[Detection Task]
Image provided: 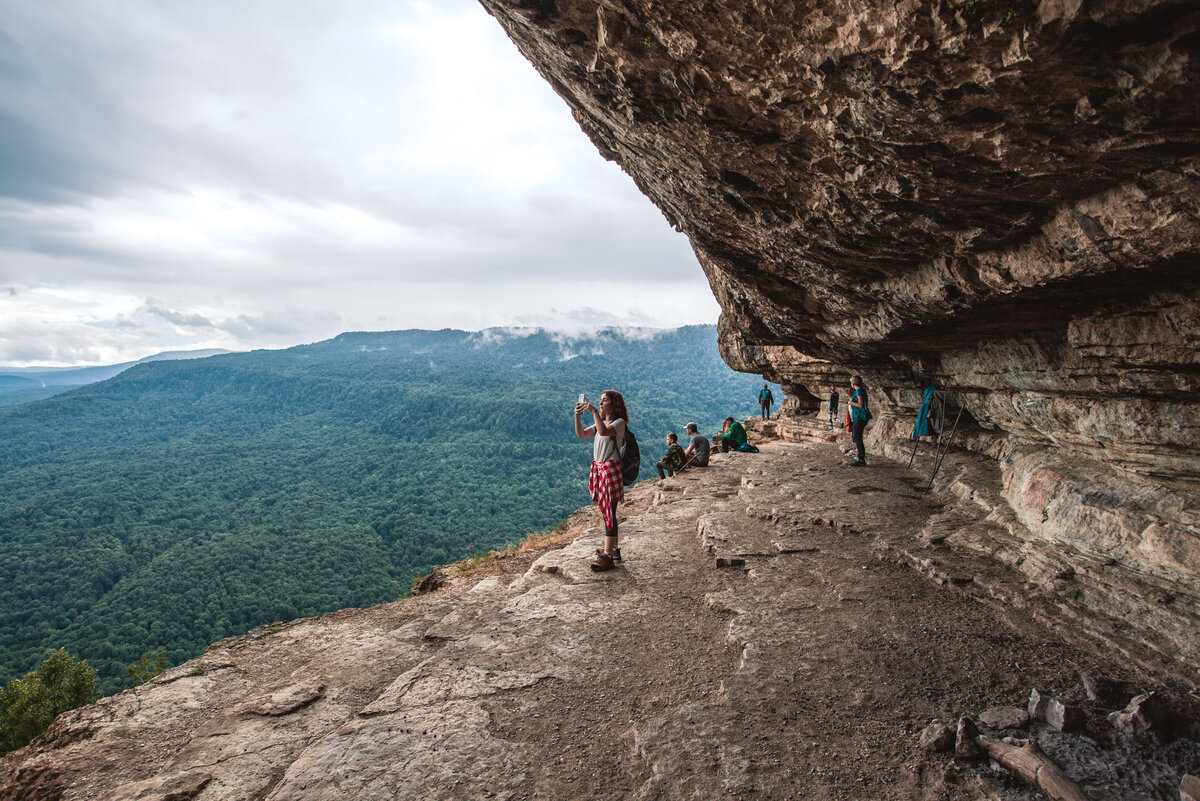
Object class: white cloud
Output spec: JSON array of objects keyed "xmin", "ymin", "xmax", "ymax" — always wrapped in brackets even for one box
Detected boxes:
[{"xmin": 0, "ymin": 0, "xmax": 713, "ymax": 367}]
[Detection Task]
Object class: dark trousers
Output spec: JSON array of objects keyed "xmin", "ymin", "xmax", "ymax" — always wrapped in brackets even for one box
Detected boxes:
[
  {"xmin": 760, "ymin": 401, "xmax": 770, "ymax": 418},
  {"xmin": 852, "ymin": 419, "xmax": 867, "ymax": 462},
  {"xmin": 656, "ymin": 460, "xmax": 675, "ymax": 479}
]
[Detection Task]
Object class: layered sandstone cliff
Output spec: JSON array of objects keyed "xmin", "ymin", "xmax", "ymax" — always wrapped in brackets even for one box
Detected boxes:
[{"xmin": 477, "ymin": 0, "xmax": 1200, "ymax": 671}]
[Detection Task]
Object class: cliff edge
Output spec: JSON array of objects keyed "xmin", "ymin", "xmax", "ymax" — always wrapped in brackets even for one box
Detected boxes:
[{"xmin": 4, "ymin": 427, "xmax": 1196, "ymax": 800}]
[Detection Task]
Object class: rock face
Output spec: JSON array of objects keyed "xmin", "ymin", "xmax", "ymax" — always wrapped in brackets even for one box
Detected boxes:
[{"xmin": 476, "ymin": 0, "xmax": 1200, "ymax": 672}]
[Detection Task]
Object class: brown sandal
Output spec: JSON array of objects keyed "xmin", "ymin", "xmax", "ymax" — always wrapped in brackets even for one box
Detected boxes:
[{"xmin": 594, "ymin": 547, "xmax": 622, "ymax": 562}]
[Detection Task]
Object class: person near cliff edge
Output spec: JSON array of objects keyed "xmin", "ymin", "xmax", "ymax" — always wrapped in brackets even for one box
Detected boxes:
[
  {"xmin": 849, "ymin": 375, "xmax": 872, "ymax": 466},
  {"xmin": 758, "ymin": 383, "xmax": 774, "ymax": 418},
  {"xmin": 655, "ymin": 432, "xmax": 687, "ymax": 484},
  {"xmin": 682, "ymin": 422, "xmax": 710, "ymax": 468},
  {"xmin": 575, "ymin": 390, "xmax": 628, "ymax": 571},
  {"xmin": 719, "ymin": 416, "xmax": 748, "ymax": 452}
]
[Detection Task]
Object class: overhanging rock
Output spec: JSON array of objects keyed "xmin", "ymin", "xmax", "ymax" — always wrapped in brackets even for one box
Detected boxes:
[{"xmin": 477, "ymin": 0, "xmax": 1200, "ymax": 670}]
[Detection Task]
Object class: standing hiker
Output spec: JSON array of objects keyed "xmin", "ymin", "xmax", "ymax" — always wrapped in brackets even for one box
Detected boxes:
[
  {"xmin": 575, "ymin": 390, "xmax": 628, "ymax": 571},
  {"xmin": 828, "ymin": 385, "xmax": 840, "ymax": 430},
  {"xmin": 759, "ymin": 383, "xmax": 774, "ymax": 418},
  {"xmin": 849, "ymin": 376, "xmax": 871, "ymax": 467}
]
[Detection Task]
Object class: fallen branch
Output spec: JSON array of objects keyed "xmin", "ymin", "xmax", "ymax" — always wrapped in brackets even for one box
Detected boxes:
[{"xmin": 976, "ymin": 736, "xmax": 1091, "ymax": 801}]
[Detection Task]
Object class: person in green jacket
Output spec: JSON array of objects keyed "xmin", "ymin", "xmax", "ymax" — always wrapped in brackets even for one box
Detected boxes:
[{"xmin": 719, "ymin": 416, "xmax": 748, "ymax": 452}]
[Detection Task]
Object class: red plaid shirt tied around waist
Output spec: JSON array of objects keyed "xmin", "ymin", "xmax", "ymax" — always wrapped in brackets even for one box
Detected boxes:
[{"xmin": 588, "ymin": 459, "xmax": 624, "ymax": 530}]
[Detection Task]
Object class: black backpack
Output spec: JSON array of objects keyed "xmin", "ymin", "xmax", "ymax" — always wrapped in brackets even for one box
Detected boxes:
[{"xmin": 620, "ymin": 427, "xmax": 640, "ymax": 486}]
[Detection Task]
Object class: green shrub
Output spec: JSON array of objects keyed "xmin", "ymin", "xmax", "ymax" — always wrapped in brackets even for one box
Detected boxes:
[
  {"xmin": 126, "ymin": 650, "xmax": 170, "ymax": 685},
  {"xmin": 0, "ymin": 649, "xmax": 97, "ymax": 755}
]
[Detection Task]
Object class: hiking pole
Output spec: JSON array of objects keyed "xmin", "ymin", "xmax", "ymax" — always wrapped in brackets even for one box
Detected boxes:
[
  {"xmin": 907, "ymin": 437, "xmax": 920, "ymax": 468},
  {"xmin": 925, "ymin": 406, "xmax": 964, "ymax": 493}
]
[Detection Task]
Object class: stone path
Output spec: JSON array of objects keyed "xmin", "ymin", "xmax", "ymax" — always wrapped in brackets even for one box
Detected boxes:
[{"xmin": 3, "ymin": 430, "xmax": 1195, "ymax": 801}]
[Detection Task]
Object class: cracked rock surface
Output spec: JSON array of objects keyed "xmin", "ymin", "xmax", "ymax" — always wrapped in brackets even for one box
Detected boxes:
[{"xmin": 4, "ymin": 428, "xmax": 1195, "ymax": 800}]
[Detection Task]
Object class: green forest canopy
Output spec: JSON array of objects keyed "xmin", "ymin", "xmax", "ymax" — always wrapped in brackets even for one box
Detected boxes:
[{"xmin": 0, "ymin": 326, "xmax": 779, "ymax": 694}]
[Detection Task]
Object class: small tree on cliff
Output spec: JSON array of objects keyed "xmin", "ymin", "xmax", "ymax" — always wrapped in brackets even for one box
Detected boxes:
[
  {"xmin": 127, "ymin": 650, "xmax": 170, "ymax": 685},
  {"xmin": 0, "ymin": 649, "xmax": 97, "ymax": 755}
]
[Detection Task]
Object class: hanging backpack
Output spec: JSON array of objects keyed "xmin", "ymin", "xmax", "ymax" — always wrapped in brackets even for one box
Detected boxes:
[{"xmin": 620, "ymin": 427, "xmax": 640, "ymax": 486}]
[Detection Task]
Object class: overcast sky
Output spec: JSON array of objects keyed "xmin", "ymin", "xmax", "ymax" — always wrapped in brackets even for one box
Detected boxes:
[{"xmin": 0, "ymin": 0, "xmax": 716, "ymax": 366}]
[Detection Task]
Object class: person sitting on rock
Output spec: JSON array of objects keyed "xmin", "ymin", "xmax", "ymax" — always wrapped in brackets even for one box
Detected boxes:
[
  {"xmin": 719, "ymin": 416, "xmax": 748, "ymax": 452},
  {"xmin": 683, "ymin": 422, "xmax": 709, "ymax": 467},
  {"xmin": 656, "ymin": 432, "xmax": 687, "ymax": 483}
]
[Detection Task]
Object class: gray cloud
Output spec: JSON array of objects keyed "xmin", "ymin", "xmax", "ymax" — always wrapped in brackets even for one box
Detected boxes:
[
  {"xmin": 0, "ymin": 0, "xmax": 713, "ymax": 366},
  {"xmin": 141, "ymin": 303, "xmax": 218, "ymax": 330}
]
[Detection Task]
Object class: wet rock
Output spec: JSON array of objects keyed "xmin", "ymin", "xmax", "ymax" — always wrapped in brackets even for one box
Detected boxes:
[
  {"xmin": 979, "ymin": 706, "xmax": 1030, "ymax": 730},
  {"xmin": 919, "ymin": 722, "xmax": 955, "ymax": 753}
]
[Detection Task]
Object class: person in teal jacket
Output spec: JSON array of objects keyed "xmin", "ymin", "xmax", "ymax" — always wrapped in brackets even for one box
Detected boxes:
[
  {"xmin": 849, "ymin": 376, "xmax": 871, "ymax": 466},
  {"xmin": 758, "ymin": 384, "xmax": 774, "ymax": 418},
  {"xmin": 719, "ymin": 417, "xmax": 747, "ymax": 452}
]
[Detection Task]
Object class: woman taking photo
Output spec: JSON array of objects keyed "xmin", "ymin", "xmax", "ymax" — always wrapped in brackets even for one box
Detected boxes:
[
  {"xmin": 849, "ymin": 375, "xmax": 870, "ymax": 466},
  {"xmin": 574, "ymin": 390, "xmax": 629, "ymax": 571}
]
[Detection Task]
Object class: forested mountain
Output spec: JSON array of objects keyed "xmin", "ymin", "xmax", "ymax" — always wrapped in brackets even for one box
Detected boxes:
[
  {"xmin": 0, "ymin": 349, "xmax": 229, "ymax": 407},
  {"xmin": 0, "ymin": 326, "xmax": 776, "ymax": 694}
]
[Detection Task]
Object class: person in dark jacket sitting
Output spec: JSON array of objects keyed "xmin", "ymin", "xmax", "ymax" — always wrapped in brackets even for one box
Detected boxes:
[{"xmin": 656, "ymin": 432, "xmax": 687, "ymax": 482}]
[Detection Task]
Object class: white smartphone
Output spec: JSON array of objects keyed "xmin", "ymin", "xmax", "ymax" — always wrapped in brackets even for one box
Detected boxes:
[{"xmin": 578, "ymin": 393, "xmax": 587, "ymax": 405}]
